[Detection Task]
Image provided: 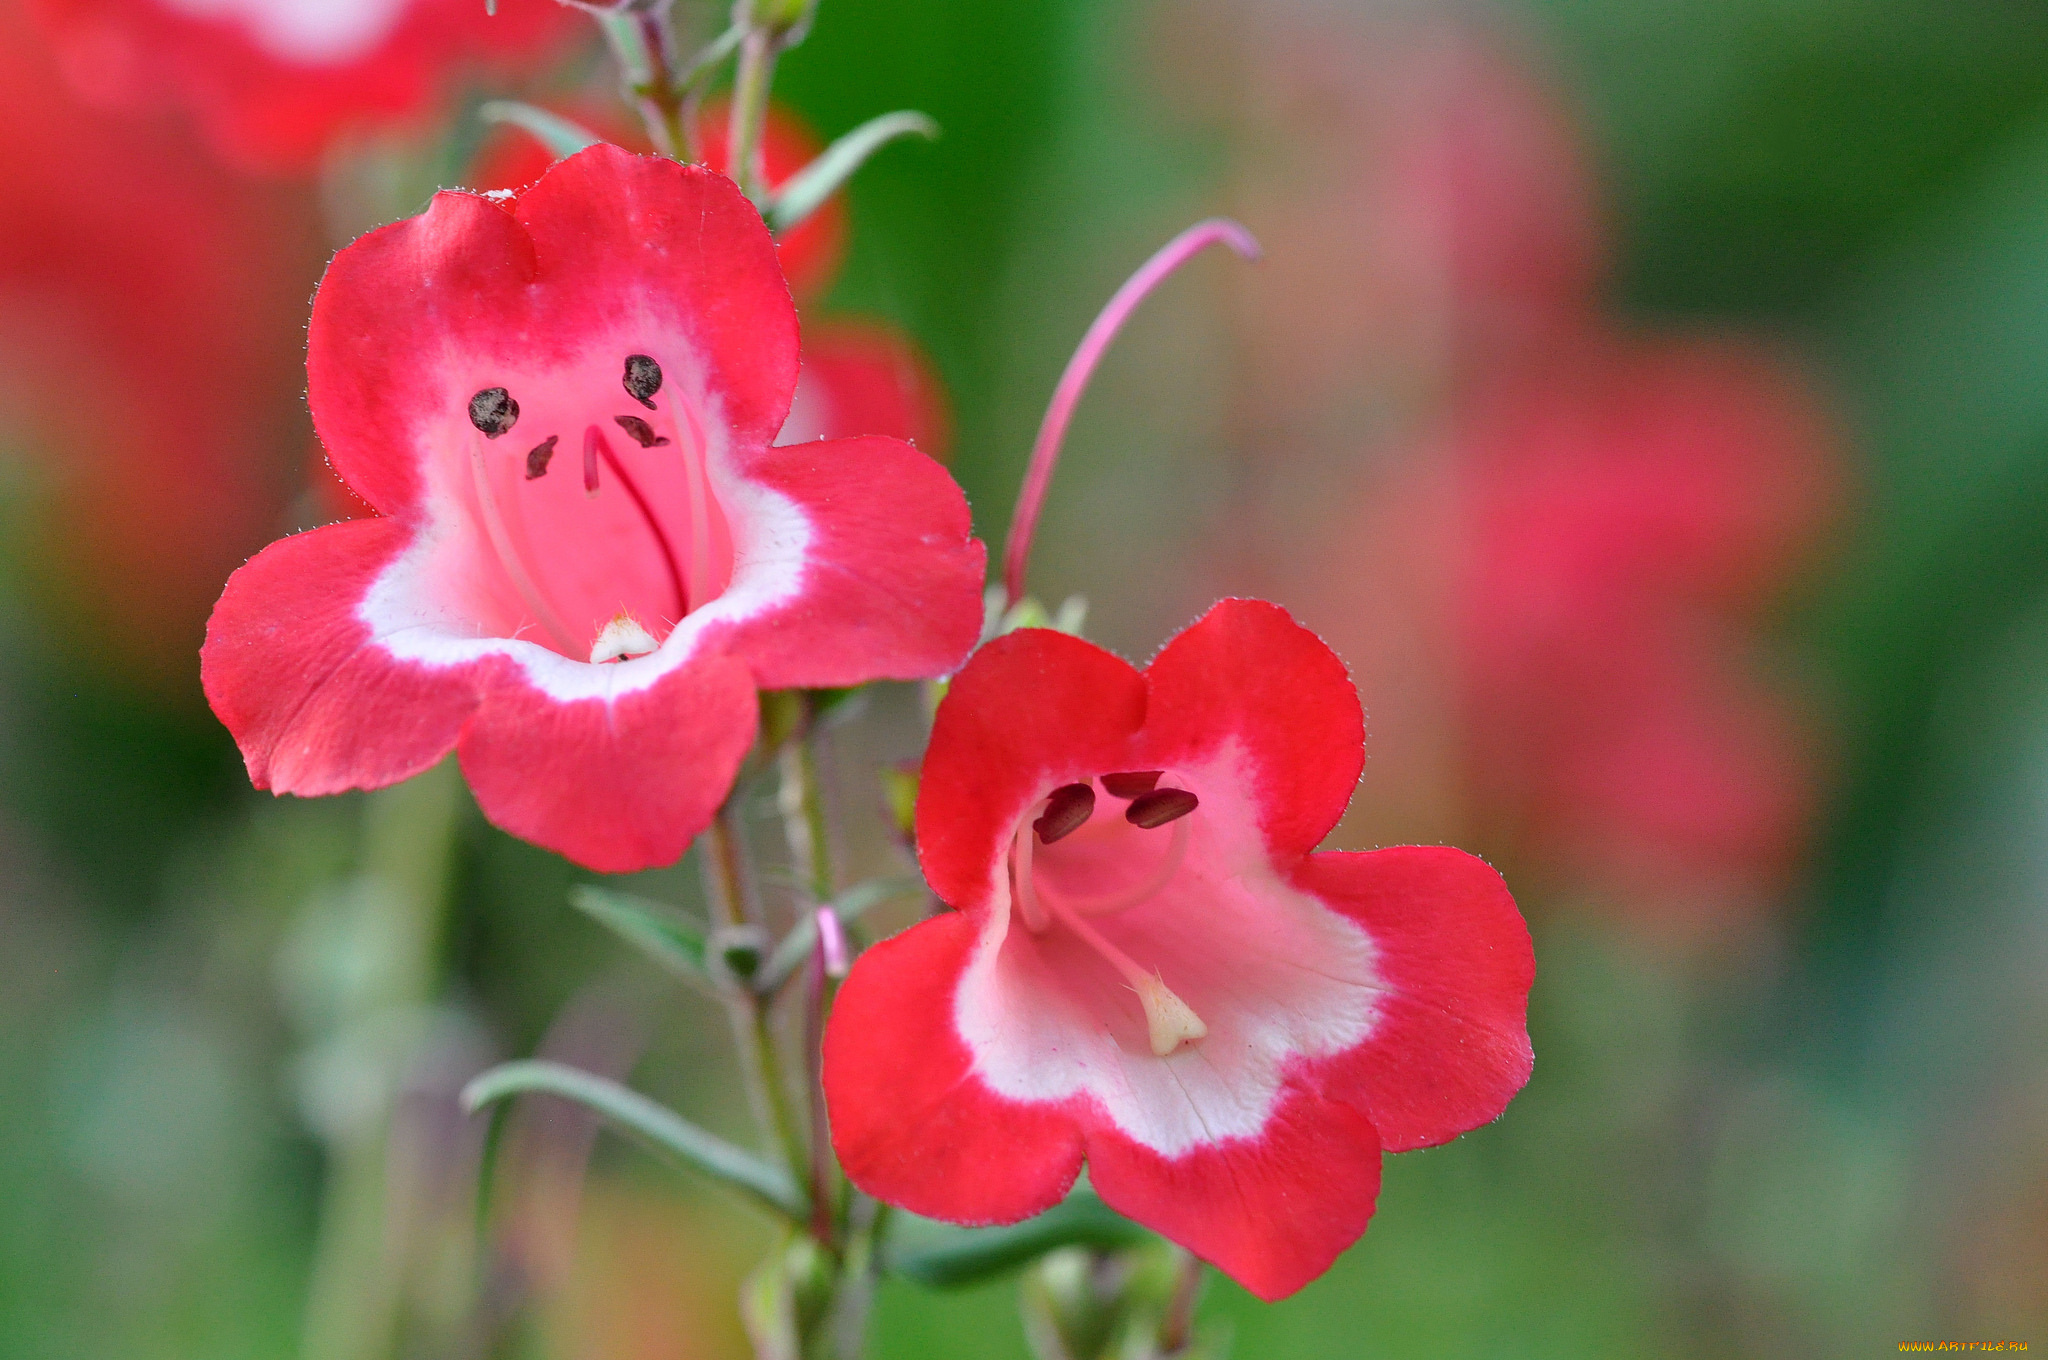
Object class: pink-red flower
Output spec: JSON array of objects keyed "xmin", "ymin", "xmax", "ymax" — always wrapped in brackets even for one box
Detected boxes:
[
  {"xmin": 201, "ymin": 144, "xmax": 984, "ymax": 871},
  {"xmin": 0, "ymin": 5, "xmax": 320, "ymax": 677},
  {"xmin": 1450, "ymin": 340, "xmax": 1836, "ymax": 908},
  {"xmin": 823, "ymin": 599, "xmax": 1533, "ymax": 1300},
  {"xmin": 29, "ymin": 0, "xmax": 579, "ymax": 172}
]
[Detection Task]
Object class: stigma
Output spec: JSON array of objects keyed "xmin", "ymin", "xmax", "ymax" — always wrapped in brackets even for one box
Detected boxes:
[{"xmin": 590, "ymin": 610, "xmax": 659, "ymax": 664}]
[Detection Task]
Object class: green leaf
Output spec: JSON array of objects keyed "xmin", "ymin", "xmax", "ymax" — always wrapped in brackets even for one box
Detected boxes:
[
  {"xmin": 757, "ymin": 876, "xmax": 920, "ymax": 993},
  {"xmin": 568, "ymin": 884, "xmax": 712, "ymax": 984},
  {"xmin": 766, "ymin": 111, "xmax": 939, "ymax": 234},
  {"xmin": 477, "ymin": 100, "xmax": 603, "ymax": 163},
  {"xmin": 888, "ymin": 1190, "xmax": 1151, "ymax": 1288},
  {"xmin": 462, "ymin": 1060, "xmax": 804, "ymax": 1220}
]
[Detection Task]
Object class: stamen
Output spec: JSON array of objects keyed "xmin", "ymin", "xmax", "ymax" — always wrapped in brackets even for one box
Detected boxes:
[
  {"xmin": 525, "ymin": 435, "xmax": 557, "ymax": 480},
  {"xmin": 1126, "ymin": 788, "xmax": 1199, "ymax": 829},
  {"xmin": 1100, "ymin": 770, "xmax": 1162, "ymax": 798},
  {"xmin": 467, "ymin": 431, "xmax": 578, "ymax": 654},
  {"xmin": 582, "ymin": 425, "xmax": 603, "ymax": 496},
  {"xmin": 1010, "ymin": 815, "xmax": 1049, "ymax": 932},
  {"xmin": 589, "ymin": 610, "xmax": 658, "ymax": 664},
  {"xmin": 623, "ymin": 354, "xmax": 663, "ymax": 409},
  {"xmin": 1000, "ymin": 219, "xmax": 1260, "ymax": 603},
  {"xmin": 613, "ymin": 415, "xmax": 671, "ymax": 448},
  {"xmin": 1034, "ymin": 782, "xmax": 1095, "ymax": 844},
  {"xmin": 469, "ymin": 386, "xmax": 518, "ymax": 437}
]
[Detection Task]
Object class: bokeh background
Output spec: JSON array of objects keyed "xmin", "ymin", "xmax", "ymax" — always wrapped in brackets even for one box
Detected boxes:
[{"xmin": 2, "ymin": 0, "xmax": 2045, "ymax": 1355}]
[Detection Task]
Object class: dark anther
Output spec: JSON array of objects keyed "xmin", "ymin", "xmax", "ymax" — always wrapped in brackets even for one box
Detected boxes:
[
  {"xmin": 614, "ymin": 414, "xmax": 671, "ymax": 448},
  {"xmin": 1126, "ymin": 788, "xmax": 1198, "ymax": 829},
  {"xmin": 1100, "ymin": 770, "xmax": 1163, "ymax": 799},
  {"xmin": 468, "ymin": 386, "xmax": 518, "ymax": 437},
  {"xmin": 524, "ymin": 435, "xmax": 558, "ymax": 480},
  {"xmin": 623, "ymin": 354, "xmax": 663, "ymax": 409},
  {"xmin": 1034, "ymin": 782, "xmax": 1096, "ymax": 845}
]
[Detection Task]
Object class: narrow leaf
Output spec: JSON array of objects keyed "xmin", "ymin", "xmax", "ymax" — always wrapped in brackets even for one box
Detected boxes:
[
  {"xmin": 888, "ymin": 1191, "xmax": 1151, "ymax": 1288},
  {"xmin": 463, "ymin": 1060, "xmax": 804, "ymax": 1219},
  {"xmin": 478, "ymin": 100, "xmax": 603, "ymax": 163},
  {"xmin": 757, "ymin": 876, "xmax": 920, "ymax": 993},
  {"xmin": 766, "ymin": 111, "xmax": 939, "ymax": 234},
  {"xmin": 569, "ymin": 884, "xmax": 710, "ymax": 984}
]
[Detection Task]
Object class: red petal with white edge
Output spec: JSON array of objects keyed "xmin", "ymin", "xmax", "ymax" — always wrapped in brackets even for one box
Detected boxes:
[
  {"xmin": 1300, "ymin": 845, "xmax": 1534, "ymax": 1151},
  {"xmin": 915, "ymin": 629, "xmax": 1149, "ymax": 912},
  {"xmin": 458, "ymin": 654, "xmax": 758, "ymax": 874},
  {"xmin": 717, "ymin": 435, "xmax": 983, "ymax": 691},
  {"xmin": 201, "ymin": 518, "xmax": 491, "ymax": 794},
  {"xmin": 1087, "ymin": 1090, "xmax": 1383, "ymax": 1303},
  {"xmin": 824, "ymin": 911, "xmax": 1085, "ymax": 1223},
  {"xmin": 308, "ymin": 146, "xmax": 798, "ymax": 517},
  {"xmin": 1141, "ymin": 599, "xmax": 1365, "ymax": 859}
]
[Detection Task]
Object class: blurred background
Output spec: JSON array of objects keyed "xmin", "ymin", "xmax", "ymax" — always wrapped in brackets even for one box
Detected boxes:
[{"xmin": 2, "ymin": 0, "xmax": 2045, "ymax": 1355}]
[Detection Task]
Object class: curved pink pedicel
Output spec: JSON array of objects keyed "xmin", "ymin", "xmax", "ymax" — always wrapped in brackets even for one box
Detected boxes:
[{"xmin": 1000, "ymin": 219, "xmax": 1261, "ymax": 603}]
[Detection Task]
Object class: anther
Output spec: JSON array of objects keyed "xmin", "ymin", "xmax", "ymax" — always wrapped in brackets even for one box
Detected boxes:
[
  {"xmin": 613, "ymin": 415, "xmax": 671, "ymax": 448},
  {"xmin": 1126, "ymin": 788, "xmax": 1198, "ymax": 829},
  {"xmin": 469, "ymin": 386, "xmax": 518, "ymax": 437},
  {"xmin": 1034, "ymin": 783, "xmax": 1095, "ymax": 844},
  {"xmin": 1100, "ymin": 770, "xmax": 1162, "ymax": 799},
  {"xmin": 623, "ymin": 354, "xmax": 663, "ymax": 409},
  {"xmin": 525, "ymin": 435, "xmax": 558, "ymax": 480}
]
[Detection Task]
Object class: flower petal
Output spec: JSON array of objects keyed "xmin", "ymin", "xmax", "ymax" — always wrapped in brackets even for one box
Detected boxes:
[
  {"xmin": 1298, "ymin": 845, "xmax": 1534, "ymax": 1151},
  {"xmin": 714, "ymin": 435, "xmax": 983, "ymax": 691},
  {"xmin": 458, "ymin": 652, "xmax": 759, "ymax": 874},
  {"xmin": 1086, "ymin": 1088, "xmax": 1382, "ymax": 1302},
  {"xmin": 824, "ymin": 911, "xmax": 1085, "ymax": 1224},
  {"xmin": 201, "ymin": 517, "xmax": 488, "ymax": 795},
  {"xmin": 916, "ymin": 629, "xmax": 1149, "ymax": 912},
  {"xmin": 1141, "ymin": 599, "xmax": 1365, "ymax": 859}
]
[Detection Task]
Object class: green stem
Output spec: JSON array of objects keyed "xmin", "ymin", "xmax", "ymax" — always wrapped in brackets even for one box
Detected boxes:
[
  {"xmin": 1157, "ymin": 1248, "xmax": 1207, "ymax": 1355},
  {"xmin": 297, "ymin": 760, "xmax": 467, "ymax": 1360},
  {"xmin": 594, "ymin": 10, "xmax": 693, "ymax": 160},
  {"xmin": 704, "ymin": 808, "xmax": 811, "ymax": 1207},
  {"xmin": 728, "ymin": 26, "xmax": 781, "ymax": 201}
]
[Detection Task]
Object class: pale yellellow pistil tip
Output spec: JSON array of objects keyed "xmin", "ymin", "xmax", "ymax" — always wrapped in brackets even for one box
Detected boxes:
[
  {"xmin": 1135, "ymin": 973, "xmax": 1208, "ymax": 1057},
  {"xmin": 590, "ymin": 610, "xmax": 659, "ymax": 664}
]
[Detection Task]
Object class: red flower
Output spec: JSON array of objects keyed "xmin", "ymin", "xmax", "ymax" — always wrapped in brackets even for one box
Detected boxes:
[
  {"xmin": 823, "ymin": 600, "xmax": 1533, "ymax": 1300},
  {"xmin": 1453, "ymin": 340, "xmax": 1836, "ymax": 907},
  {"xmin": 0, "ymin": 5, "xmax": 319, "ymax": 676},
  {"xmin": 29, "ymin": 0, "xmax": 579, "ymax": 172},
  {"xmin": 201, "ymin": 145, "xmax": 984, "ymax": 872}
]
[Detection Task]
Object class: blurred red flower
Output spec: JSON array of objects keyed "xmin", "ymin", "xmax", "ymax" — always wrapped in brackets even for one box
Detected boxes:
[
  {"xmin": 27, "ymin": 0, "xmax": 580, "ymax": 172},
  {"xmin": 1178, "ymin": 8, "xmax": 1842, "ymax": 920},
  {"xmin": 1446, "ymin": 340, "xmax": 1837, "ymax": 911},
  {"xmin": 0, "ymin": 3, "xmax": 320, "ymax": 678}
]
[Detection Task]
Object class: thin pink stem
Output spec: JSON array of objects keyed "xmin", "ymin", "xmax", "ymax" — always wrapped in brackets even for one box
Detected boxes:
[{"xmin": 1001, "ymin": 218, "xmax": 1261, "ymax": 603}]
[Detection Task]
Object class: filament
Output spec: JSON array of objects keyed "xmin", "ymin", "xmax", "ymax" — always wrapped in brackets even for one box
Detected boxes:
[{"xmin": 469, "ymin": 431, "xmax": 579, "ymax": 655}]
